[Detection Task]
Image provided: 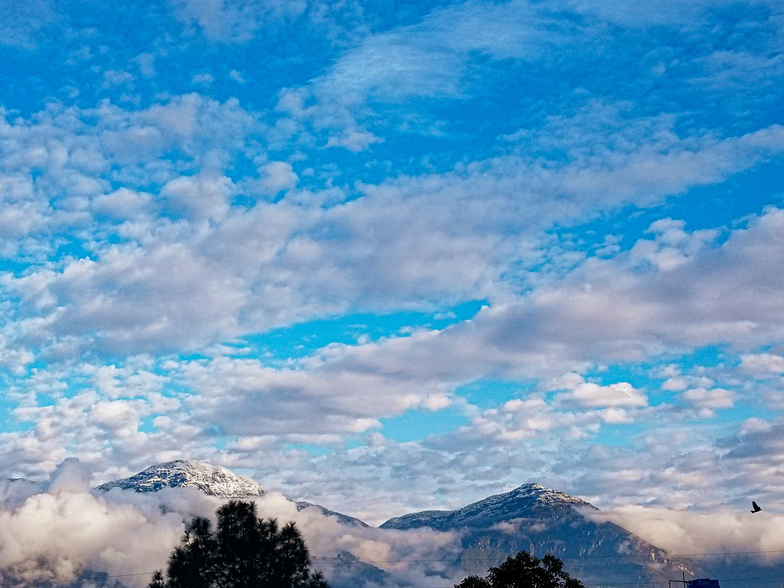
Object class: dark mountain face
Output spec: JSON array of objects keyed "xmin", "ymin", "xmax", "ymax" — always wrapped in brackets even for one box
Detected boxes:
[{"xmin": 383, "ymin": 483, "xmax": 697, "ymax": 587}]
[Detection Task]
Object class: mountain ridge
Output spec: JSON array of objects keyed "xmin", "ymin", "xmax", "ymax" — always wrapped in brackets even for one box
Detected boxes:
[
  {"xmin": 381, "ymin": 482, "xmax": 594, "ymax": 531},
  {"xmin": 380, "ymin": 480, "xmax": 694, "ymax": 586},
  {"xmin": 95, "ymin": 459, "xmax": 267, "ymax": 498},
  {"xmin": 89, "ymin": 460, "xmax": 704, "ymax": 587},
  {"xmin": 95, "ymin": 459, "xmax": 369, "ymax": 528}
]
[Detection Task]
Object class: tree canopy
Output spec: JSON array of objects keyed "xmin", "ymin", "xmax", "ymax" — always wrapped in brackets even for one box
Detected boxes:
[
  {"xmin": 455, "ymin": 550, "xmax": 586, "ymax": 588},
  {"xmin": 149, "ymin": 500, "xmax": 329, "ymax": 588}
]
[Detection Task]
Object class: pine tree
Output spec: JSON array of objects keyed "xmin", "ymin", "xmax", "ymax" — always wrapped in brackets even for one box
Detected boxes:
[
  {"xmin": 455, "ymin": 550, "xmax": 586, "ymax": 588},
  {"xmin": 150, "ymin": 501, "xmax": 329, "ymax": 588}
]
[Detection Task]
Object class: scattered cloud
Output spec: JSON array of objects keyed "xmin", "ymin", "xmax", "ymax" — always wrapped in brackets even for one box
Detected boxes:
[
  {"xmin": 170, "ymin": 0, "xmax": 308, "ymax": 43},
  {"xmin": 0, "ymin": 0, "xmax": 61, "ymax": 49}
]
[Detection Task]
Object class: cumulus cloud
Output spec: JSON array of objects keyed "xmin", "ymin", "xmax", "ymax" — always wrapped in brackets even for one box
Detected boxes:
[
  {"xmin": 256, "ymin": 205, "xmax": 784, "ymax": 396},
  {"xmin": 179, "ymin": 355, "xmax": 452, "ymax": 436},
  {"xmin": 679, "ymin": 387, "xmax": 735, "ymax": 414},
  {"xmin": 91, "ymin": 188, "xmax": 153, "ymax": 220},
  {"xmin": 0, "ymin": 460, "xmax": 463, "ymax": 588},
  {"xmin": 5, "ymin": 203, "xmax": 784, "ymax": 511},
  {"xmin": 3, "ymin": 91, "xmax": 783, "ymax": 359},
  {"xmin": 0, "ymin": 460, "xmax": 187, "ymax": 587},
  {"xmin": 469, "ymin": 206, "xmax": 784, "ymax": 363},
  {"xmin": 136, "ymin": 199, "xmax": 784, "ymax": 443},
  {"xmin": 588, "ymin": 506, "xmax": 784, "ymax": 563},
  {"xmin": 740, "ymin": 353, "xmax": 784, "ymax": 377},
  {"xmin": 161, "ymin": 173, "xmax": 233, "ymax": 220},
  {"xmin": 256, "ymin": 161, "xmax": 298, "ymax": 194},
  {"xmin": 552, "ymin": 376, "xmax": 648, "ymax": 408}
]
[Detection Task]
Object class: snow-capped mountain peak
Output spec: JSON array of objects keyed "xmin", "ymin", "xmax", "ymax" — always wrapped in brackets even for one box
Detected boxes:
[
  {"xmin": 507, "ymin": 483, "xmax": 593, "ymax": 509},
  {"xmin": 380, "ymin": 482, "xmax": 593, "ymax": 531},
  {"xmin": 95, "ymin": 459, "xmax": 266, "ymax": 498},
  {"xmin": 96, "ymin": 460, "xmax": 371, "ymax": 527}
]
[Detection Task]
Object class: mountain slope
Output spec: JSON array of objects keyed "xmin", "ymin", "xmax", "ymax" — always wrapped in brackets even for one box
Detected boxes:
[
  {"xmin": 95, "ymin": 460, "xmax": 267, "ymax": 498},
  {"xmin": 382, "ymin": 483, "xmax": 591, "ymax": 531},
  {"xmin": 383, "ymin": 483, "xmax": 695, "ymax": 587},
  {"xmin": 296, "ymin": 501, "xmax": 369, "ymax": 528},
  {"xmin": 95, "ymin": 460, "xmax": 379, "ymax": 588},
  {"xmin": 95, "ymin": 459, "xmax": 370, "ymax": 529}
]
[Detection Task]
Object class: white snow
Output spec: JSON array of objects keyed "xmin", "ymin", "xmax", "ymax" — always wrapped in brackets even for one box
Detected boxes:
[{"xmin": 95, "ymin": 460, "xmax": 266, "ymax": 498}]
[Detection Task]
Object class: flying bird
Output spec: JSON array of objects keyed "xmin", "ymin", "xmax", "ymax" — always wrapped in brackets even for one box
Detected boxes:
[{"xmin": 751, "ymin": 501, "xmax": 762, "ymax": 513}]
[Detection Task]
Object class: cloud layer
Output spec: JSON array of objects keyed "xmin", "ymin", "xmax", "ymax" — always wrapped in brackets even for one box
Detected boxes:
[{"xmin": 0, "ymin": 460, "xmax": 462, "ymax": 588}]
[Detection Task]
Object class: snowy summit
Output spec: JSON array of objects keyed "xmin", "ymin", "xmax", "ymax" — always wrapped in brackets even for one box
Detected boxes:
[
  {"xmin": 96, "ymin": 460, "xmax": 266, "ymax": 498},
  {"xmin": 381, "ymin": 483, "xmax": 593, "ymax": 530}
]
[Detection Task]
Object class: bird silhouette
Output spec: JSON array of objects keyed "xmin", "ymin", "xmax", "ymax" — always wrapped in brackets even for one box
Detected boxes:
[{"xmin": 751, "ymin": 501, "xmax": 762, "ymax": 513}]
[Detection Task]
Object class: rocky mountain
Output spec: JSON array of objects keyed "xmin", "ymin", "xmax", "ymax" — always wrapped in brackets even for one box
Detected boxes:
[
  {"xmin": 95, "ymin": 460, "xmax": 267, "ymax": 498},
  {"xmin": 95, "ymin": 459, "xmax": 370, "ymax": 529},
  {"xmin": 382, "ymin": 483, "xmax": 592, "ymax": 531},
  {"xmin": 94, "ymin": 462, "xmax": 738, "ymax": 587},
  {"xmin": 382, "ymin": 483, "xmax": 696, "ymax": 587}
]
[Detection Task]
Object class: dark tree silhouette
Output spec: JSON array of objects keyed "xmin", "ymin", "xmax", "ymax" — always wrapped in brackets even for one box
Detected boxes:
[
  {"xmin": 150, "ymin": 500, "xmax": 329, "ymax": 588},
  {"xmin": 455, "ymin": 550, "xmax": 586, "ymax": 588}
]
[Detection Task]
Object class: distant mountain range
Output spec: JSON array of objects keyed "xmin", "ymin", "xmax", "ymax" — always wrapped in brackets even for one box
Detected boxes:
[
  {"xmin": 381, "ymin": 482, "xmax": 692, "ymax": 586},
  {"xmin": 93, "ymin": 460, "xmax": 700, "ymax": 587},
  {"xmin": 3, "ymin": 459, "xmax": 777, "ymax": 587}
]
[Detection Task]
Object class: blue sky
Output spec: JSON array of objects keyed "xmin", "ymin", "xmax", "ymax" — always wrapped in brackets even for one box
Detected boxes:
[{"xmin": 1, "ymin": 0, "xmax": 784, "ymax": 523}]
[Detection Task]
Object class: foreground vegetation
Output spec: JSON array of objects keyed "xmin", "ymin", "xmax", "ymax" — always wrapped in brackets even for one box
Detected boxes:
[
  {"xmin": 149, "ymin": 501, "xmax": 329, "ymax": 588},
  {"xmin": 455, "ymin": 550, "xmax": 586, "ymax": 588}
]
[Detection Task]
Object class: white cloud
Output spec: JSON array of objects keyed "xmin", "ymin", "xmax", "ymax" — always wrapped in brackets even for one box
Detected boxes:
[
  {"xmin": 91, "ymin": 188, "xmax": 153, "ymax": 220},
  {"xmin": 588, "ymin": 506, "xmax": 784, "ymax": 562},
  {"xmin": 324, "ymin": 130, "xmax": 382, "ymax": 152},
  {"xmin": 559, "ymin": 381, "xmax": 648, "ymax": 408},
  {"xmin": 267, "ymin": 204, "xmax": 784, "ymax": 396},
  {"xmin": 680, "ymin": 387, "xmax": 735, "ymax": 411},
  {"xmin": 179, "ymin": 354, "xmax": 451, "ymax": 436},
  {"xmin": 257, "ymin": 161, "xmax": 298, "ymax": 194},
  {"xmin": 0, "ymin": 460, "xmax": 187, "ymax": 587},
  {"xmin": 3, "ymin": 92, "xmax": 783, "ymax": 359},
  {"xmin": 0, "ymin": 0, "xmax": 782, "ymax": 523},
  {"xmin": 228, "ymin": 69, "xmax": 246, "ymax": 84},
  {"xmin": 0, "ymin": 460, "xmax": 464, "ymax": 588},
  {"xmin": 741, "ymin": 353, "xmax": 784, "ymax": 377},
  {"xmin": 161, "ymin": 173, "xmax": 233, "ymax": 220}
]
